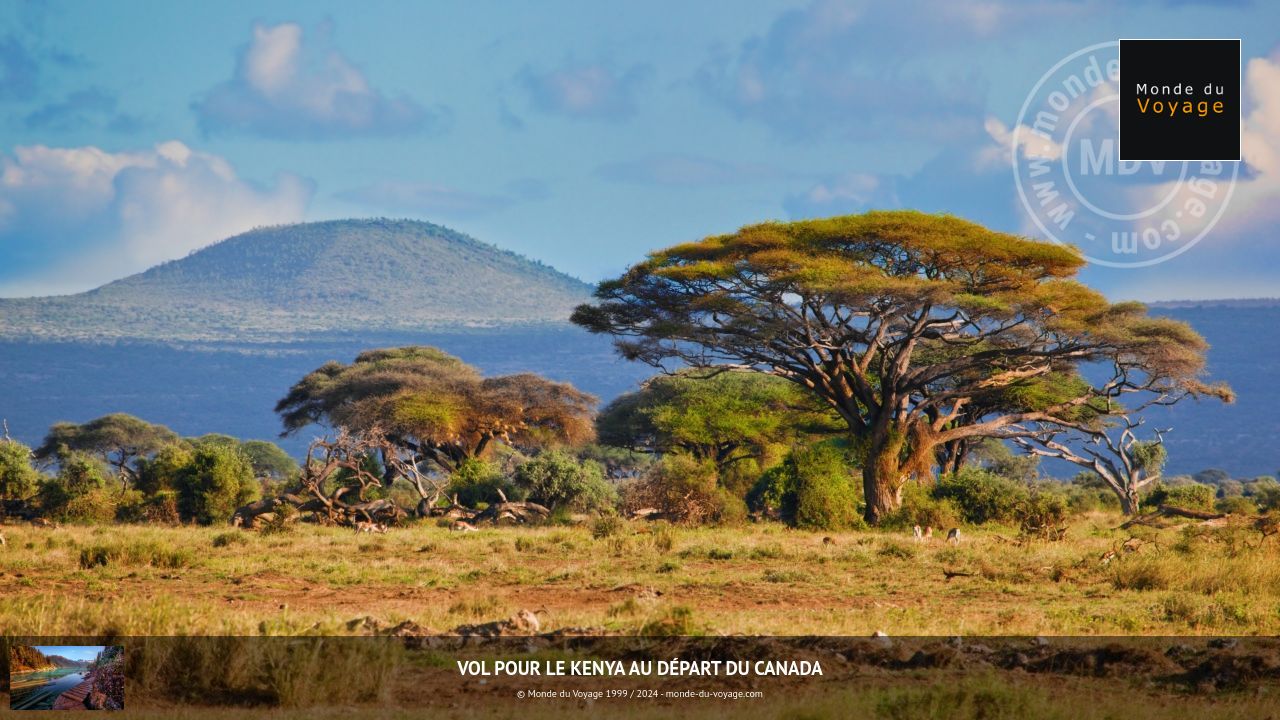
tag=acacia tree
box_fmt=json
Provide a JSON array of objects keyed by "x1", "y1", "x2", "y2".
[
  {"x1": 35, "y1": 413, "x2": 179, "y2": 488},
  {"x1": 598, "y1": 369, "x2": 841, "y2": 477},
  {"x1": 572, "y1": 211, "x2": 1228, "y2": 523},
  {"x1": 274, "y1": 346, "x2": 597, "y2": 509}
]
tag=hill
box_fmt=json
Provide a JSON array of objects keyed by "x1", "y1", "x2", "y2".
[
  {"x1": 0, "y1": 219, "x2": 593, "y2": 341},
  {"x1": 8, "y1": 646, "x2": 86, "y2": 673}
]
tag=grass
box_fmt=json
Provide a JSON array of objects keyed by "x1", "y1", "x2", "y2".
[{"x1": 1, "y1": 512, "x2": 1279, "y2": 636}]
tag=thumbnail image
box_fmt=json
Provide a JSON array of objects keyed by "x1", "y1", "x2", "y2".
[{"x1": 9, "y1": 646, "x2": 124, "y2": 711}]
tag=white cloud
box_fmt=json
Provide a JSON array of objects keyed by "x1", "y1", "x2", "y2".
[
  {"x1": 697, "y1": 0, "x2": 1085, "y2": 141},
  {"x1": 518, "y1": 61, "x2": 652, "y2": 121},
  {"x1": 783, "y1": 173, "x2": 899, "y2": 218},
  {"x1": 0, "y1": 141, "x2": 313, "y2": 297},
  {"x1": 194, "y1": 22, "x2": 446, "y2": 139}
]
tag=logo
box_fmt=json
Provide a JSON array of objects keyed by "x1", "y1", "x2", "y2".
[
  {"x1": 1013, "y1": 41, "x2": 1239, "y2": 268},
  {"x1": 1120, "y1": 39, "x2": 1241, "y2": 161}
]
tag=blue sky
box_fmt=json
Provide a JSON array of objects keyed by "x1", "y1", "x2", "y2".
[
  {"x1": 1, "y1": 0, "x2": 1279, "y2": 300},
  {"x1": 32, "y1": 645, "x2": 105, "y2": 663}
]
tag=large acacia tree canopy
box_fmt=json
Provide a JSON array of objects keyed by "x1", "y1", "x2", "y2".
[
  {"x1": 572, "y1": 210, "x2": 1230, "y2": 521},
  {"x1": 275, "y1": 346, "x2": 597, "y2": 469}
]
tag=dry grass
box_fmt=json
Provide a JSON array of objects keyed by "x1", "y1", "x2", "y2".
[{"x1": 1, "y1": 513, "x2": 1279, "y2": 636}]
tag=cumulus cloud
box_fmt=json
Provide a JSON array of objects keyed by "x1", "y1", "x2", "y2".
[
  {"x1": 0, "y1": 141, "x2": 313, "y2": 296},
  {"x1": 697, "y1": 0, "x2": 1084, "y2": 141},
  {"x1": 194, "y1": 22, "x2": 446, "y2": 139},
  {"x1": 518, "y1": 61, "x2": 652, "y2": 121}
]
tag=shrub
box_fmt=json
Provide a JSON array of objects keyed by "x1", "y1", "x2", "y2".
[
  {"x1": 212, "y1": 532, "x2": 249, "y2": 548},
  {"x1": 591, "y1": 515, "x2": 624, "y2": 539},
  {"x1": 933, "y1": 467, "x2": 1027, "y2": 525},
  {"x1": 1216, "y1": 496, "x2": 1257, "y2": 515},
  {"x1": 115, "y1": 489, "x2": 148, "y2": 523},
  {"x1": 1146, "y1": 482, "x2": 1216, "y2": 512},
  {"x1": 60, "y1": 488, "x2": 119, "y2": 524},
  {"x1": 748, "y1": 443, "x2": 863, "y2": 531},
  {"x1": 142, "y1": 490, "x2": 181, "y2": 524},
  {"x1": 80, "y1": 540, "x2": 191, "y2": 569},
  {"x1": 883, "y1": 482, "x2": 960, "y2": 530},
  {"x1": 38, "y1": 453, "x2": 113, "y2": 522},
  {"x1": 175, "y1": 444, "x2": 259, "y2": 525},
  {"x1": 1250, "y1": 480, "x2": 1280, "y2": 512},
  {"x1": 135, "y1": 444, "x2": 194, "y2": 496},
  {"x1": 0, "y1": 439, "x2": 40, "y2": 501},
  {"x1": 621, "y1": 456, "x2": 723, "y2": 524},
  {"x1": 513, "y1": 450, "x2": 616, "y2": 511},
  {"x1": 446, "y1": 459, "x2": 520, "y2": 507},
  {"x1": 1015, "y1": 491, "x2": 1069, "y2": 540},
  {"x1": 713, "y1": 488, "x2": 749, "y2": 526}
]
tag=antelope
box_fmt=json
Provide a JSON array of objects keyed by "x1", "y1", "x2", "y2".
[
  {"x1": 31, "y1": 518, "x2": 58, "y2": 529},
  {"x1": 451, "y1": 521, "x2": 479, "y2": 533},
  {"x1": 924, "y1": 526, "x2": 934, "y2": 540},
  {"x1": 946, "y1": 528, "x2": 961, "y2": 545},
  {"x1": 354, "y1": 521, "x2": 388, "y2": 534},
  {"x1": 912, "y1": 525, "x2": 924, "y2": 542},
  {"x1": 0, "y1": 531, "x2": 6, "y2": 547}
]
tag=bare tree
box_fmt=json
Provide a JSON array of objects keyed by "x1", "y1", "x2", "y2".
[{"x1": 1014, "y1": 416, "x2": 1168, "y2": 515}]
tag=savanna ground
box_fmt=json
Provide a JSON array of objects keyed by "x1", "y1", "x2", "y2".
[
  {"x1": 1, "y1": 513, "x2": 1279, "y2": 636},
  {"x1": 3, "y1": 515, "x2": 1280, "y2": 718}
]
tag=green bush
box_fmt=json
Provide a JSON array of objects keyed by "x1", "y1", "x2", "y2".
[
  {"x1": 79, "y1": 540, "x2": 191, "y2": 569},
  {"x1": 513, "y1": 450, "x2": 616, "y2": 511},
  {"x1": 591, "y1": 515, "x2": 625, "y2": 539},
  {"x1": 622, "y1": 455, "x2": 720, "y2": 524},
  {"x1": 37, "y1": 452, "x2": 113, "y2": 521},
  {"x1": 1146, "y1": 482, "x2": 1216, "y2": 512},
  {"x1": 1014, "y1": 491, "x2": 1069, "y2": 540},
  {"x1": 1216, "y1": 495, "x2": 1257, "y2": 515},
  {"x1": 933, "y1": 467, "x2": 1028, "y2": 524},
  {"x1": 59, "y1": 488, "x2": 119, "y2": 524},
  {"x1": 1250, "y1": 480, "x2": 1280, "y2": 512},
  {"x1": 713, "y1": 487, "x2": 749, "y2": 526},
  {"x1": 446, "y1": 458, "x2": 520, "y2": 507},
  {"x1": 175, "y1": 444, "x2": 260, "y2": 525},
  {"x1": 748, "y1": 443, "x2": 863, "y2": 531},
  {"x1": 882, "y1": 482, "x2": 960, "y2": 530},
  {"x1": 1062, "y1": 485, "x2": 1119, "y2": 514},
  {"x1": 0, "y1": 439, "x2": 40, "y2": 501},
  {"x1": 115, "y1": 489, "x2": 148, "y2": 523},
  {"x1": 135, "y1": 445, "x2": 194, "y2": 496}
]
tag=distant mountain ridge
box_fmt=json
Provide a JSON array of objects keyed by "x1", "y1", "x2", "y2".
[
  {"x1": 8, "y1": 646, "x2": 88, "y2": 673},
  {"x1": 1148, "y1": 297, "x2": 1280, "y2": 309},
  {"x1": 0, "y1": 219, "x2": 593, "y2": 341}
]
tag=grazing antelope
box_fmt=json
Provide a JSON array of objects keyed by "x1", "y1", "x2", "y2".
[
  {"x1": 822, "y1": 536, "x2": 836, "y2": 546},
  {"x1": 450, "y1": 520, "x2": 479, "y2": 533},
  {"x1": 354, "y1": 521, "x2": 388, "y2": 534},
  {"x1": 31, "y1": 518, "x2": 58, "y2": 529},
  {"x1": 946, "y1": 528, "x2": 961, "y2": 545}
]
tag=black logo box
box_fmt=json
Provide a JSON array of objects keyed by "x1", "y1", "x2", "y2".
[{"x1": 1119, "y1": 39, "x2": 1241, "y2": 161}]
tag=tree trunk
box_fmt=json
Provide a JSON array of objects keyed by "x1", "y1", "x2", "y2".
[
  {"x1": 1119, "y1": 485, "x2": 1141, "y2": 515},
  {"x1": 862, "y1": 430, "x2": 907, "y2": 525}
]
